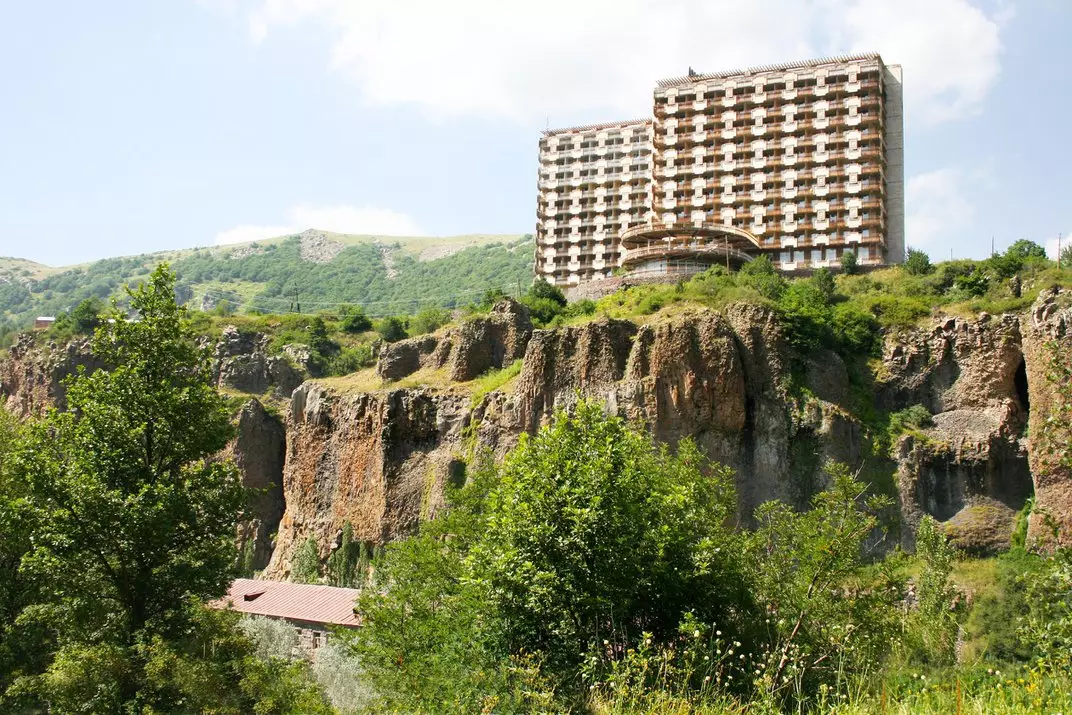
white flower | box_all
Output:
[716,630,722,636]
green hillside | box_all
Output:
[0,231,534,337]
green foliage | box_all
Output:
[338,304,372,334]
[0,265,311,710]
[326,523,376,588]
[745,464,897,701]
[518,278,569,327]
[408,305,451,336]
[1021,545,1072,672]
[0,235,534,335]
[375,316,408,343]
[290,537,321,584]
[904,516,960,667]
[1061,244,1072,270]
[739,255,787,300]
[470,359,523,404]
[840,250,859,275]
[474,402,750,679]
[905,248,934,276]
[885,404,935,453]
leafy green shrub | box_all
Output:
[473,403,750,679]
[903,516,960,667]
[884,404,934,454]
[323,344,375,377]
[339,305,372,334]
[840,250,859,275]
[375,316,407,343]
[738,256,786,299]
[954,268,990,296]
[408,305,451,335]
[290,538,320,584]
[855,293,932,330]
[905,248,934,276]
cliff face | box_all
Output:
[4,293,1069,575]
[262,384,477,579]
[223,400,287,570]
[0,333,105,416]
[266,304,869,575]
[879,314,1033,553]
[1022,289,1072,547]
[377,298,532,382]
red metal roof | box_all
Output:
[214,578,361,627]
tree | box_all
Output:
[1005,239,1048,261]
[339,305,373,334]
[7,264,248,707]
[903,515,960,667]
[408,305,452,336]
[904,248,933,276]
[472,402,753,677]
[745,464,897,700]
[376,316,408,343]
[69,297,105,333]
[840,250,859,275]
[810,267,836,303]
[1060,244,1072,270]
[527,278,567,307]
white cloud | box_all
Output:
[216,0,1008,124]
[906,168,975,249]
[214,204,422,245]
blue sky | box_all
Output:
[1,0,1069,266]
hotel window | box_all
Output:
[811,249,822,262]
[794,250,805,263]
[780,251,791,263]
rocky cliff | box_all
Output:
[4,292,1071,576]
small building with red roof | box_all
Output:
[213,578,361,652]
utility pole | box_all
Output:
[991,236,995,257]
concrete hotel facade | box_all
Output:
[535,53,904,286]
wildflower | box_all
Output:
[704,675,711,683]
[694,630,700,638]
[716,630,722,636]
[603,639,609,646]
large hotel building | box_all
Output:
[535,53,904,286]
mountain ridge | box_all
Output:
[0,230,533,338]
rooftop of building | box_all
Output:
[213,578,361,628]
[541,118,652,138]
[656,52,886,89]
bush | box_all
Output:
[905,248,934,276]
[472,402,750,679]
[375,316,407,343]
[840,251,859,274]
[290,538,320,584]
[339,305,372,334]
[408,305,451,336]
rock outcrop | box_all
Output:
[262,383,478,579]
[376,299,532,382]
[268,305,872,574]
[214,326,305,398]
[878,313,1034,553]
[0,333,105,416]
[1022,288,1072,547]
[4,291,1068,573]
[224,400,287,570]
